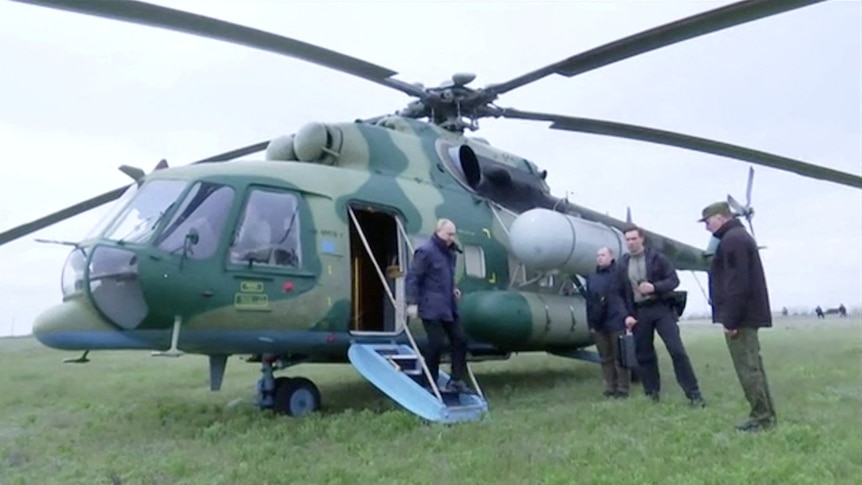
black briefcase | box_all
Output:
[617,330,638,369]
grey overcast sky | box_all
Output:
[0,0,859,336]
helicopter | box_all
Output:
[2,0,860,423]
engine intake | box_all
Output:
[445,143,552,213]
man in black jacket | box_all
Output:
[618,226,705,406]
[700,202,776,432]
[586,247,630,398]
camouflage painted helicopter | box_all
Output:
[3,0,860,422]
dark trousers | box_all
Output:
[593,329,631,394]
[726,328,776,424]
[632,302,701,398]
[421,319,468,383]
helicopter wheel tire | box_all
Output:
[273,376,322,417]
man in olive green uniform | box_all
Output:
[700,202,776,432]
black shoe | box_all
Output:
[615,391,629,399]
[603,390,616,398]
[446,379,471,393]
[735,420,764,433]
[689,395,706,408]
[735,418,775,432]
[646,392,660,402]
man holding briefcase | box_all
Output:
[586,247,631,399]
[618,226,706,406]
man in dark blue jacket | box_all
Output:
[405,218,469,393]
[586,247,630,398]
[618,226,705,406]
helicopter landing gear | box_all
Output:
[273,377,321,416]
[254,355,321,416]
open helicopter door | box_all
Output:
[346,204,407,337]
[345,204,488,424]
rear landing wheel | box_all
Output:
[273,376,321,416]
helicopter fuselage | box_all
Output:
[31,116,702,364]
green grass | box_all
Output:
[1,318,860,485]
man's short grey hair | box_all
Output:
[598,246,614,256]
[436,218,455,231]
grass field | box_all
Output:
[1,318,860,484]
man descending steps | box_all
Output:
[405,218,471,394]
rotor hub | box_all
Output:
[395,73,501,132]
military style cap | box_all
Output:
[698,201,731,222]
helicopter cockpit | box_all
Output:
[59,177,306,332]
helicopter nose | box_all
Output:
[32,245,153,351]
[85,246,149,330]
[32,297,151,351]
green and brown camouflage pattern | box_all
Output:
[31,115,706,362]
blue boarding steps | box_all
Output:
[347,342,489,424]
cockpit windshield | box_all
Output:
[154,181,236,259]
[84,183,140,241]
[101,179,188,244]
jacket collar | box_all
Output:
[596,260,616,273]
[713,218,744,239]
[625,246,652,261]
[431,233,452,252]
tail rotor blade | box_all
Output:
[727,194,746,215]
[745,166,754,207]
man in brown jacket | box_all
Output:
[700,201,776,432]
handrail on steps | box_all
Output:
[347,207,444,404]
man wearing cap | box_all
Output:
[700,201,776,432]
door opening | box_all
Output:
[348,206,403,334]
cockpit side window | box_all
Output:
[229,188,302,268]
[154,182,236,260]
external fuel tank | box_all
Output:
[459,290,592,349]
[508,208,627,275]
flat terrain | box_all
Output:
[1,317,860,484]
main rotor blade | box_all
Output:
[11,0,425,99]
[499,108,862,189]
[486,0,826,96]
[0,186,130,247]
[0,140,269,247]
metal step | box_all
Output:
[381,349,422,377]
[348,342,489,424]
[387,354,418,362]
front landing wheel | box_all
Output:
[273,377,321,416]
